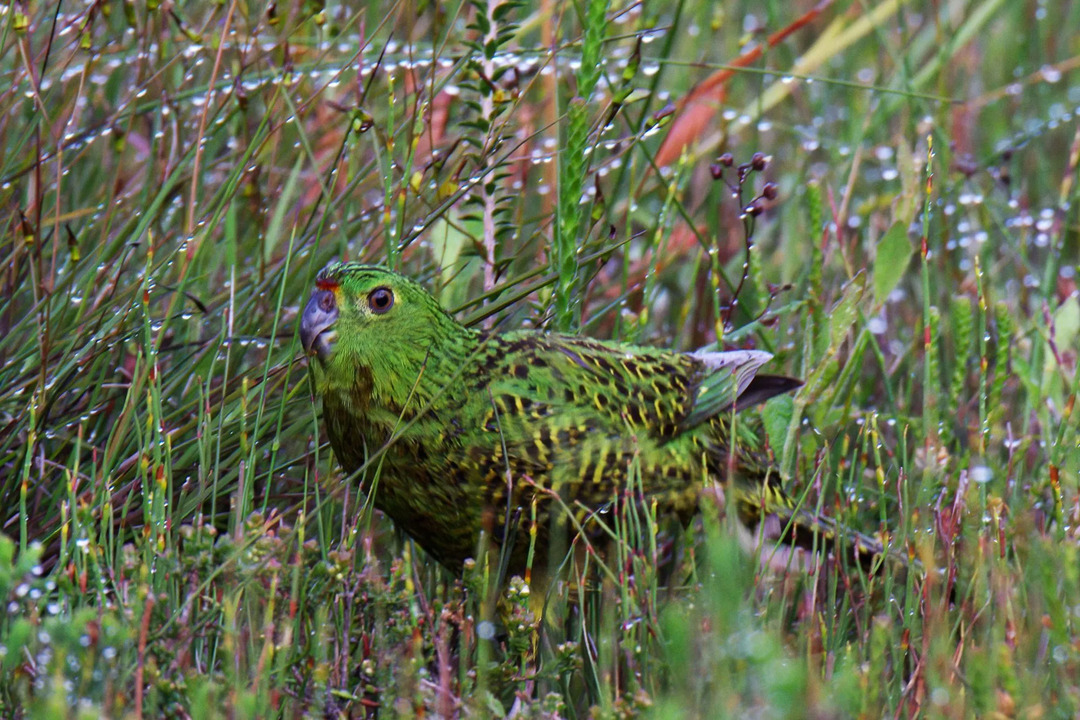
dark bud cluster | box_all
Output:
[708,152,734,179]
[744,181,779,217]
[744,198,766,217]
[708,151,780,216]
[708,153,733,180]
[709,151,772,186]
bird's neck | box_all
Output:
[378,328,480,415]
[320,323,480,424]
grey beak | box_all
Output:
[299,290,338,360]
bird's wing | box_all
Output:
[678,349,792,429]
[485,334,794,440]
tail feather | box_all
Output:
[734,374,803,412]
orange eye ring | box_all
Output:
[368,287,394,314]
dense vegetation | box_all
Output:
[1,0,1078,716]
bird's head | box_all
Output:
[300,264,466,391]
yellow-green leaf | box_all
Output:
[873,222,913,306]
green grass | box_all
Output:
[1,0,1079,716]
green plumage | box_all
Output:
[300,263,805,579]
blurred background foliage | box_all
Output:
[0,0,1078,716]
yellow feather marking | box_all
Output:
[578,444,593,484]
[591,457,606,486]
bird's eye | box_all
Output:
[367,287,394,314]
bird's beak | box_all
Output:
[300,290,338,361]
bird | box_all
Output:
[299,263,856,593]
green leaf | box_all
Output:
[0,533,12,573]
[428,213,479,309]
[781,275,864,477]
[264,155,305,263]
[830,273,866,348]
[762,394,794,455]
[429,215,466,272]
[1043,295,1080,391]
[3,618,31,673]
[873,221,913,306]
